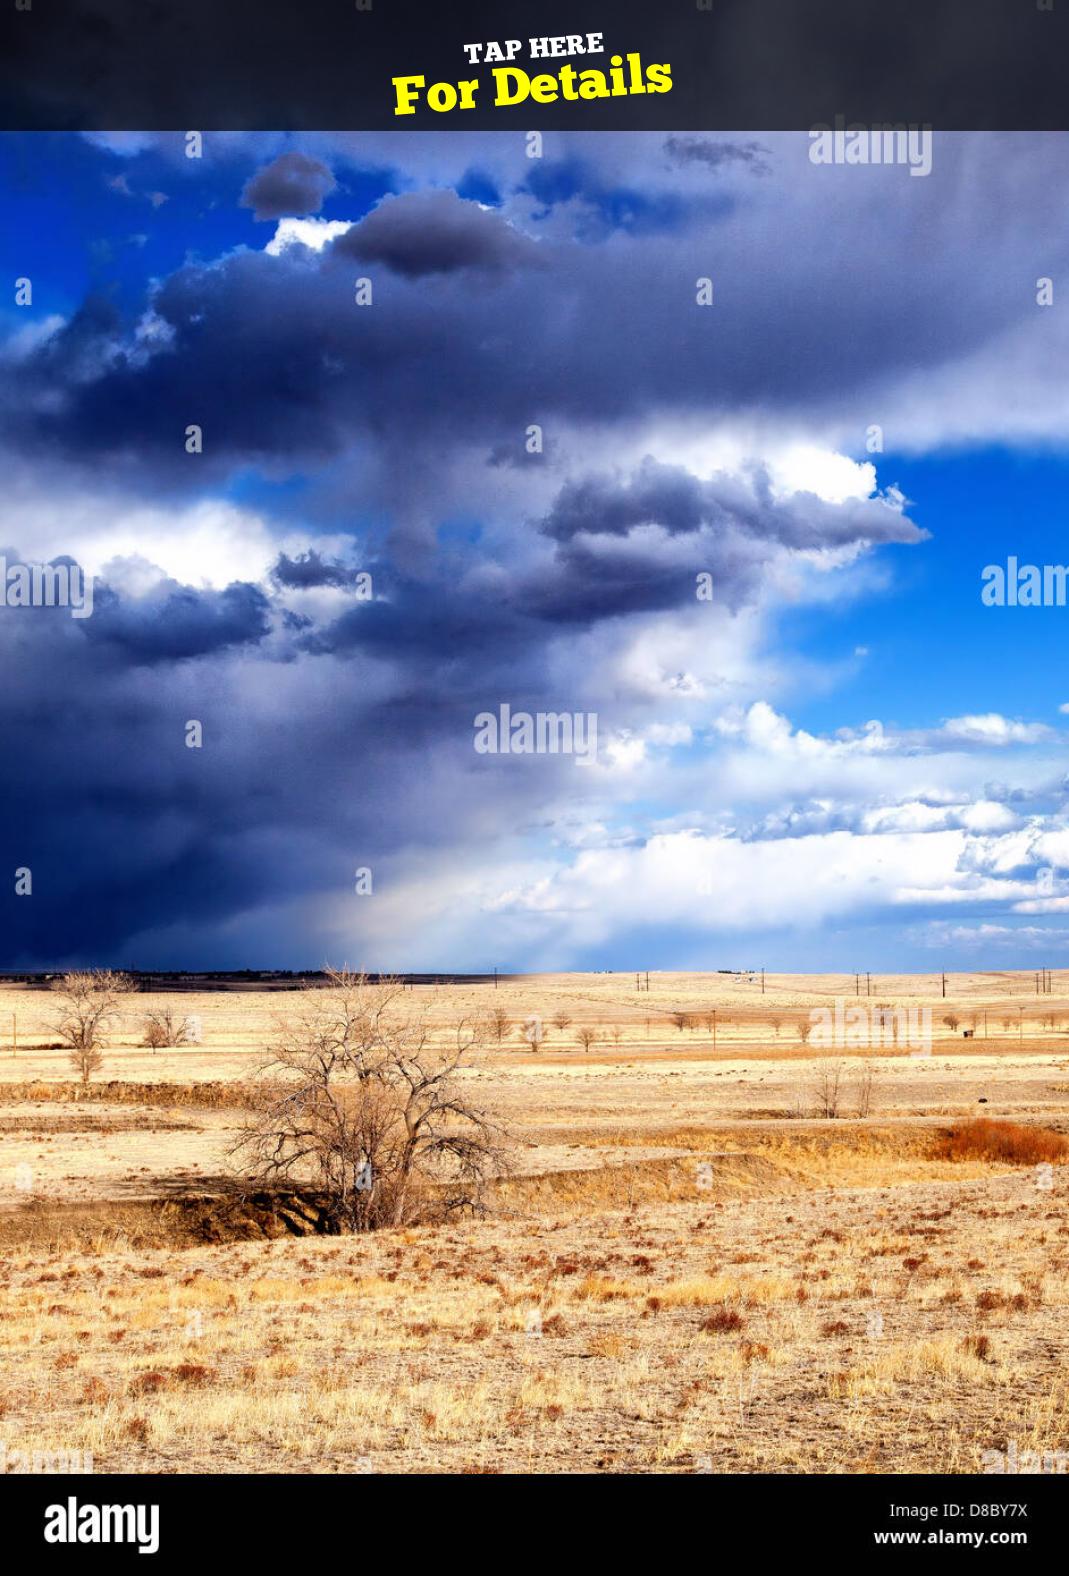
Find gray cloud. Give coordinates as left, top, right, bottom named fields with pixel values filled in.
left=239, top=151, right=336, bottom=220
left=271, top=550, right=359, bottom=589
left=541, top=458, right=925, bottom=551
left=664, top=136, right=771, bottom=173
left=2, top=129, right=1063, bottom=968
left=330, top=189, right=541, bottom=277
left=86, top=580, right=272, bottom=664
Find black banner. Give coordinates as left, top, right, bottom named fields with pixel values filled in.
left=0, top=1473, right=1062, bottom=1562
left=0, top=0, right=1068, bottom=131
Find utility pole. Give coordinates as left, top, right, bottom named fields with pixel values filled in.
left=712, top=1008, right=717, bottom=1052
left=941, top=973, right=946, bottom=999
left=761, top=968, right=765, bottom=996
left=855, top=972, right=860, bottom=997
left=645, top=971, right=649, bottom=993
left=866, top=972, right=871, bottom=998
left=983, top=1010, right=988, bottom=1040
left=494, top=967, right=498, bottom=990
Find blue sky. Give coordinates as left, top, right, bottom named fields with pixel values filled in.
left=2, top=129, right=1069, bottom=972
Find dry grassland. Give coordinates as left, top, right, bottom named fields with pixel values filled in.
left=1, top=970, right=1067, bottom=1474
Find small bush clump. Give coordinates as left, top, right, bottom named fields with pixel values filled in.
left=933, top=1119, right=1069, bottom=1166
left=699, top=1307, right=745, bottom=1334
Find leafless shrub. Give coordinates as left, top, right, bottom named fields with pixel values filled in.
left=796, top=1020, right=813, bottom=1045
left=230, top=970, right=509, bottom=1232
left=812, top=1057, right=844, bottom=1119
left=488, top=1006, right=510, bottom=1043
left=854, top=1057, right=877, bottom=1118
left=576, top=1026, right=599, bottom=1052
left=552, top=1010, right=572, bottom=1032
left=142, top=1007, right=196, bottom=1050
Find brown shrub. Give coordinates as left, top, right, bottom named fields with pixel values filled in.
left=699, top=1307, right=745, bottom=1334
left=172, top=1362, right=215, bottom=1386
left=129, top=1371, right=167, bottom=1395
left=933, top=1119, right=1069, bottom=1166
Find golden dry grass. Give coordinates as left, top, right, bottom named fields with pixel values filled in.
left=1, top=969, right=1068, bottom=1473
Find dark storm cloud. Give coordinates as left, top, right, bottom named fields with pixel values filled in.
left=0, top=567, right=554, bottom=965
left=85, top=579, right=272, bottom=664
left=1, top=128, right=1054, bottom=967
left=13, top=134, right=1061, bottom=492
left=239, top=152, right=337, bottom=220
left=28, top=294, right=122, bottom=384
left=517, top=540, right=701, bottom=622
left=543, top=459, right=705, bottom=540
left=271, top=549, right=357, bottom=589
left=541, top=459, right=926, bottom=550
left=664, top=136, right=771, bottom=174
left=330, top=189, right=541, bottom=277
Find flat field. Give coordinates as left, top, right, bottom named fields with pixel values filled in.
left=1, top=970, right=1067, bottom=1474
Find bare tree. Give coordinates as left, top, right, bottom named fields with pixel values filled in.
left=551, top=1010, right=572, bottom=1033
left=489, top=1006, right=510, bottom=1043
left=769, top=1016, right=782, bottom=1037
left=796, top=1020, right=813, bottom=1046
left=142, top=1006, right=196, bottom=1050
left=812, top=1057, right=844, bottom=1119
left=854, top=1058, right=877, bottom=1118
left=576, top=1025, right=599, bottom=1052
left=942, top=1014, right=960, bottom=1033
left=51, top=970, right=135, bottom=1054
left=671, top=1012, right=690, bottom=1032
left=230, top=971, right=508, bottom=1232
